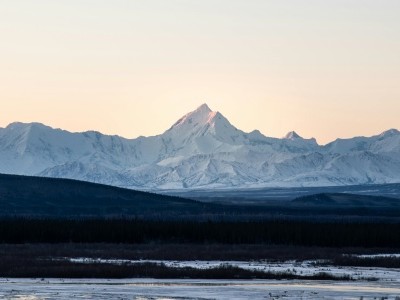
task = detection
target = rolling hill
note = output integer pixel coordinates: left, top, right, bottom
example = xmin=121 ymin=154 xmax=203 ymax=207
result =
xmin=0 ymin=174 xmax=214 ymax=218
xmin=0 ymin=174 xmax=399 ymax=220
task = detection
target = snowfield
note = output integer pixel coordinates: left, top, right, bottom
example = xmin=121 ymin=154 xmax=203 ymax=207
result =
xmin=1 ymin=103 xmax=400 ymax=189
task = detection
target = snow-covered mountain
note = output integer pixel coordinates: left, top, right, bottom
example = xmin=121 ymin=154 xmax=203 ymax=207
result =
xmin=1 ymin=104 xmax=399 ymax=189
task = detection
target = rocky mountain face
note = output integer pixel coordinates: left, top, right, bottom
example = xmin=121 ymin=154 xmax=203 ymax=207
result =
xmin=1 ymin=104 xmax=399 ymax=189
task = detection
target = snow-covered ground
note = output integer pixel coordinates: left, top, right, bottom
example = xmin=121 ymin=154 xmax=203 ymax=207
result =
xmin=0 ymin=278 xmax=399 ymax=299
xmin=354 ymin=254 xmax=400 ymax=259
xmin=60 ymin=258 xmax=400 ymax=283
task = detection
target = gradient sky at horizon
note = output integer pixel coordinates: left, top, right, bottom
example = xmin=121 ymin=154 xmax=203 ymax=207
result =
xmin=1 ymin=0 xmax=400 ymax=144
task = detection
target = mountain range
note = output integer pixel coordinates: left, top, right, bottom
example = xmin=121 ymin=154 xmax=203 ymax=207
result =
xmin=1 ymin=103 xmax=399 ymax=190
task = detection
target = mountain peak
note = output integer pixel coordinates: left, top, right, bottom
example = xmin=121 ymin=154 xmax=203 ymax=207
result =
xmin=164 ymin=104 xmax=242 ymax=146
xmin=6 ymin=122 xmax=48 ymax=130
xmin=196 ymin=103 xmax=212 ymax=113
xmin=284 ymin=131 xmax=302 ymax=140
xmin=168 ymin=103 xmax=215 ymax=130
xmin=379 ymin=128 xmax=400 ymax=138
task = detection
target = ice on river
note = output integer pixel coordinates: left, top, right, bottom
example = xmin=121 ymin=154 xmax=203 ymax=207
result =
xmin=0 ymin=278 xmax=399 ymax=299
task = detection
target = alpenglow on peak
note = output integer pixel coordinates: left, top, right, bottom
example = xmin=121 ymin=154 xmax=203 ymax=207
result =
xmin=196 ymin=103 xmax=212 ymax=113
xmin=169 ymin=103 xmax=217 ymax=129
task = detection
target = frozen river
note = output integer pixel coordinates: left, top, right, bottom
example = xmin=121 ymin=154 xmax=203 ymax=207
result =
xmin=0 ymin=278 xmax=400 ymax=299
xmin=1 ymin=258 xmax=400 ymax=299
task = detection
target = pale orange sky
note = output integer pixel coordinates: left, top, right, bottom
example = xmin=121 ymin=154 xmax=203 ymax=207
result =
xmin=1 ymin=1 xmax=400 ymax=144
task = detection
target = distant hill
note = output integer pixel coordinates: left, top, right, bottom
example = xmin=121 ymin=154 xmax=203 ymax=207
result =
xmin=292 ymin=193 xmax=400 ymax=208
xmin=1 ymin=174 xmax=400 ymax=220
xmin=0 ymin=174 xmax=216 ymax=218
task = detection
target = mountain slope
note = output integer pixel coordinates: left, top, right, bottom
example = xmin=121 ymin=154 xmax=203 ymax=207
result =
xmin=0 ymin=104 xmax=400 ymax=189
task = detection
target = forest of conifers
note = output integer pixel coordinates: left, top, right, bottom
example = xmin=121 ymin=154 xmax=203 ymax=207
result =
xmin=1 ymin=218 xmax=399 ymax=247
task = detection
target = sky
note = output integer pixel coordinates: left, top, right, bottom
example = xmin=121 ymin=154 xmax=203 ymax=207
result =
xmin=1 ymin=0 xmax=399 ymax=144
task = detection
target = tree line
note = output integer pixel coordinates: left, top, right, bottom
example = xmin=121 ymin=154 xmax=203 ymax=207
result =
xmin=0 ymin=218 xmax=399 ymax=248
